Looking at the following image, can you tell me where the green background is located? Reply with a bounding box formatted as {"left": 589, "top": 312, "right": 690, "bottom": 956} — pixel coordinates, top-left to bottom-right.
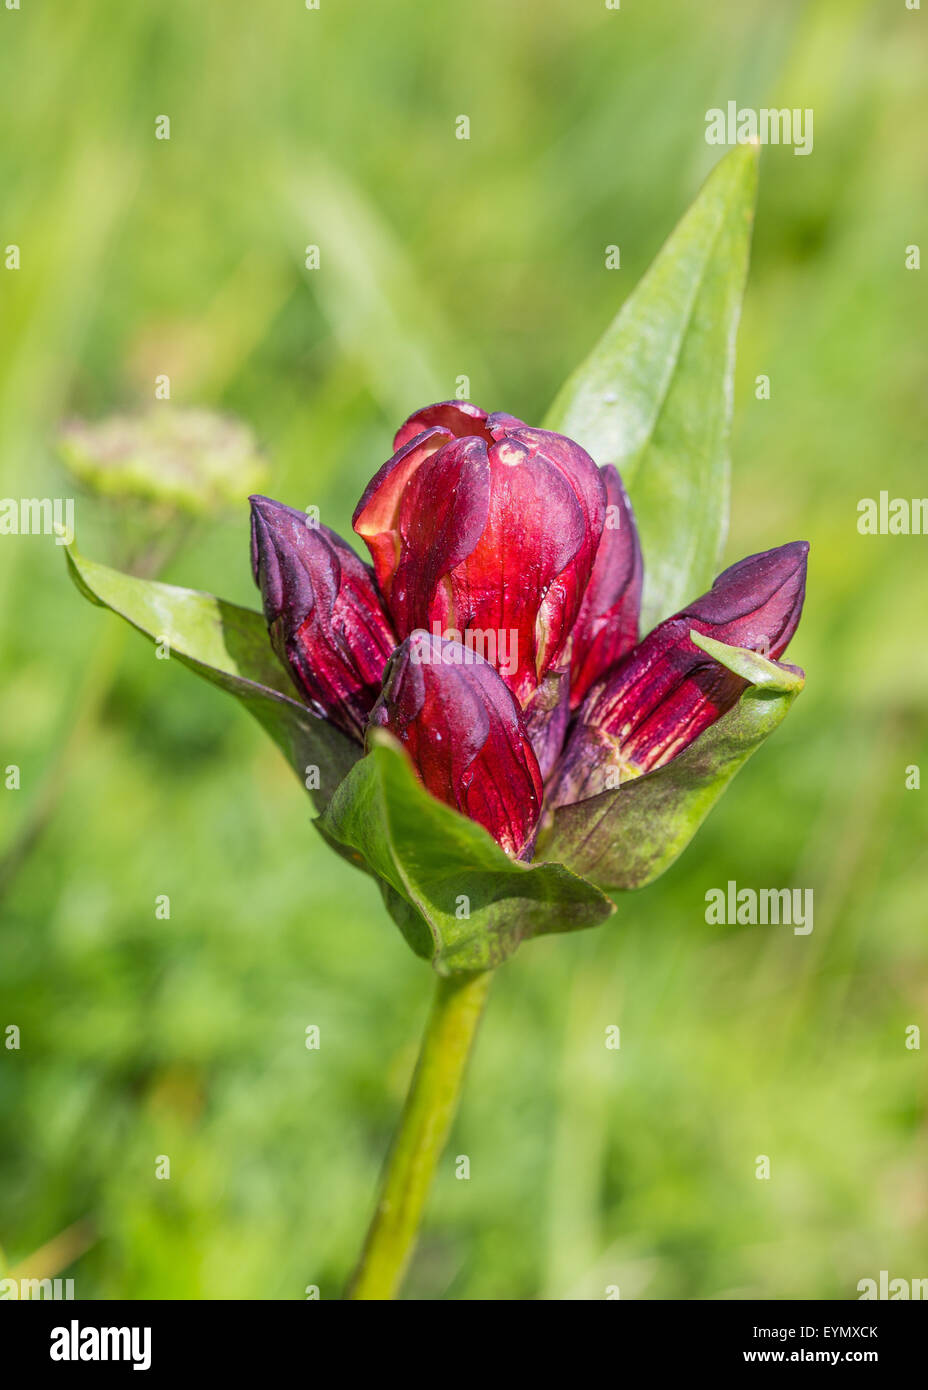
{"left": 1, "top": 0, "right": 926, "bottom": 1299}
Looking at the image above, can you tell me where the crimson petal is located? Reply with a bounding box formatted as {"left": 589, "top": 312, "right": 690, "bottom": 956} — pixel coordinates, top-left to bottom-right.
{"left": 392, "top": 400, "right": 492, "bottom": 451}
{"left": 369, "top": 630, "right": 544, "bottom": 858}
{"left": 352, "top": 427, "right": 453, "bottom": 599}
{"left": 550, "top": 541, "right": 808, "bottom": 803}
{"left": 354, "top": 404, "right": 606, "bottom": 709}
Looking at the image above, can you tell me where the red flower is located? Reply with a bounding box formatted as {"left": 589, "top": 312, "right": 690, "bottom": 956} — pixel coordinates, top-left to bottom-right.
{"left": 250, "top": 404, "right": 808, "bottom": 854}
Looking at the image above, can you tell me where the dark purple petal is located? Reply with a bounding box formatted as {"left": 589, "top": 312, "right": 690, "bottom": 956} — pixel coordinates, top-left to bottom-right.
{"left": 250, "top": 495, "right": 396, "bottom": 740}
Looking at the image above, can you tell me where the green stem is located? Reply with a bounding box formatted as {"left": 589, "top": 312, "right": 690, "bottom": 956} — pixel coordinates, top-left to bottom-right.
{"left": 346, "top": 968, "right": 492, "bottom": 1300}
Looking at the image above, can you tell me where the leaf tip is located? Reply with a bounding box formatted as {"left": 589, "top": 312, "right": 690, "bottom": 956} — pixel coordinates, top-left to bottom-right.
{"left": 690, "top": 629, "right": 805, "bottom": 694}
{"left": 62, "top": 534, "right": 105, "bottom": 608}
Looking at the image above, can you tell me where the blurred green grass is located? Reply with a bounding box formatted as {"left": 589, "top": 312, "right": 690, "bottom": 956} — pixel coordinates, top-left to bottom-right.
{"left": 1, "top": 0, "right": 926, "bottom": 1299}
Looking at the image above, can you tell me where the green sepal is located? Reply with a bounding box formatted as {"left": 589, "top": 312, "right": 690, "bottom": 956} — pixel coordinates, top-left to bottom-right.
{"left": 316, "top": 730, "right": 616, "bottom": 975}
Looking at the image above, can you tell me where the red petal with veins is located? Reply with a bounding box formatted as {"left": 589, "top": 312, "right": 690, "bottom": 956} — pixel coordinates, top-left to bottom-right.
{"left": 550, "top": 542, "right": 808, "bottom": 803}
{"left": 352, "top": 427, "right": 452, "bottom": 598}
{"left": 583, "top": 540, "right": 808, "bottom": 770}
{"left": 383, "top": 435, "right": 491, "bottom": 638}
{"left": 369, "top": 630, "right": 544, "bottom": 858}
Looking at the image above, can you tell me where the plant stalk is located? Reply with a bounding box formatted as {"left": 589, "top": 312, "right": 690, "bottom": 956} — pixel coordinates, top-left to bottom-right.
{"left": 346, "top": 968, "right": 492, "bottom": 1299}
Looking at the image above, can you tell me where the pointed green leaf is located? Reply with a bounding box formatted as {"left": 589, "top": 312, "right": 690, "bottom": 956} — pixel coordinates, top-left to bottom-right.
{"left": 536, "top": 637, "right": 804, "bottom": 890}
{"left": 65, "top": 539, "right": 359, "bottom": 806}
{"left": 544, "top": 145, "right": 759, "bottom": 631}
{"left": 316, "top": 730, "right": 615, "bottom": 975}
